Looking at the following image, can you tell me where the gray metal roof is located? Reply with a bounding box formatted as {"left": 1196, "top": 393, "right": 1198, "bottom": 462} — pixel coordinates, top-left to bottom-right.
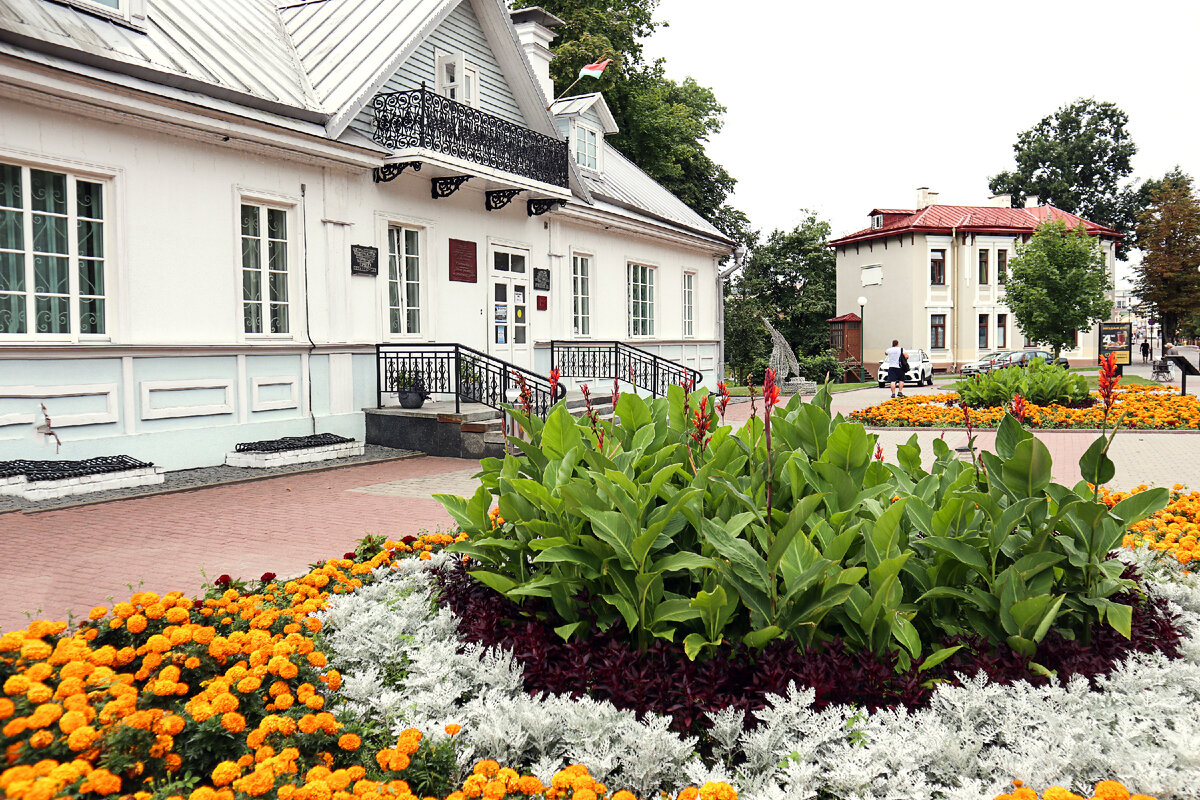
{"left": 582, "top": 147, "right": 729, "bottom": 242}
{"left": 0, "top": 0, "right": 317, "bottom": 112}
{"left": 278, "top": 0, "right": 449, "bottom": 124}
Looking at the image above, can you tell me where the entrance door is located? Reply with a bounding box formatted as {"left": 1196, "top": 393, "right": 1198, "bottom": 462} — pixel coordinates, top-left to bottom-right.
{"left": 489, "top": 248, "right": 530, "bottom": 368}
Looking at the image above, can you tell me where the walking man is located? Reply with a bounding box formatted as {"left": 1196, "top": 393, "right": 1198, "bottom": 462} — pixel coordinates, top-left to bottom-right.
{"left": 884, "top": 339, "right": 906, "bottom": 399}
{"left": 1141, "top": 340, "right": 1150, "bottom": 363}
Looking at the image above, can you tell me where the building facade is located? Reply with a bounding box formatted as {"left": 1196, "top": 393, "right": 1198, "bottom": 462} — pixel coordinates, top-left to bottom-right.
{"left": 0, "top": 0, "right": 731, "bottom": 469}
{"left": 831, "top": 189, "right": 1119, "bottom": 373}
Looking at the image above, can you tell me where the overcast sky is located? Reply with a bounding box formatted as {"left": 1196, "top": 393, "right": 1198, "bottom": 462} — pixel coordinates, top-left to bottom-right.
{"left": 644, "top": 0, "right": 1200, "bottom": 284}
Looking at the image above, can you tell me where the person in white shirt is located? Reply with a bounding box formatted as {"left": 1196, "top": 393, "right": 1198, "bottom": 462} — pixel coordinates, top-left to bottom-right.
{"left": 884, "top": 339, "right": 906, "bottom": 398}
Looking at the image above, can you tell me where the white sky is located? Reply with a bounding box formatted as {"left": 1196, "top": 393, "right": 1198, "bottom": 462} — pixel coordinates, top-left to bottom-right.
{"left": 645, "top": 0, "right": 1200, "bottom": 284}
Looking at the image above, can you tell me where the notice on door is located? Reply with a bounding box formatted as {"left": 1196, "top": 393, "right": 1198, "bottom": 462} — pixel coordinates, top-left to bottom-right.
{"left": 449, "top": 239, "right": 477, "bottom": 283}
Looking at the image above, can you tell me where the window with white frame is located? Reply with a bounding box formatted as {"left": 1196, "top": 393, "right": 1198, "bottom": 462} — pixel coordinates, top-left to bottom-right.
{"left": 574, "top": 123, "right": 599, "bottom": 170}
{"left": 627, "top": 262, "right": 655, "bottom": 336}
{"left": 435, "top": 52, "right": 478, "bottom": 108}
{"left": 682, "top": 271, "right": 695, "bottom": 337}
{"left": 0, "top": 161, "right": 107, "bottom": 337}
{"left": 387, "top": 226, "right": 421, "bottom": 335}
{"left": 572, "top": 253, "right": 590, "bottom": 336}
{"left": 241, "top": 203, "right": 289, "bottom": 334}
{"left": 50, "top": 0, "right": 147, "bottom": 27}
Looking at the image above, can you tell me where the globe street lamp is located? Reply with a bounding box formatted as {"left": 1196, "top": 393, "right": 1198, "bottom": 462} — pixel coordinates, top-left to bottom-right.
{"left": 857, "top": 295, "right": 868, "bottom": 382}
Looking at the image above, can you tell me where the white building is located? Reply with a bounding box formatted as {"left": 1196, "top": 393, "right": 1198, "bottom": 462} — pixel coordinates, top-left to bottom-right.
{"left": 831, "top": 189, "right": 1119, "bottom": 372}
{"left": 0, "top": 0, "right": 732, "bottom": 468}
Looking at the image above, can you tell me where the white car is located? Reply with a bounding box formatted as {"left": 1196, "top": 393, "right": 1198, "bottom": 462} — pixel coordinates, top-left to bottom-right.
{"left": 877, "top": 348, "right": 934, "bottom": 387}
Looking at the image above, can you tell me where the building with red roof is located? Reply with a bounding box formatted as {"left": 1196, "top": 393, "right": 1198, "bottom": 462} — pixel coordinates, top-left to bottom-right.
{"left": 830, "top": 188, "right": 1119, "bottom": 373}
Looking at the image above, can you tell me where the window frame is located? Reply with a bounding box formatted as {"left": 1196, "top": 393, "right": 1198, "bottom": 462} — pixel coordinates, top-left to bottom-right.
{"left": 572, "top": 120, "right": 602, "bottom": 172}
{"left": 386, "top": 224, "right": 424, "bottom": 337}
{"left": 997, "top": 314, "right": 1007, "bottom": 348}
{"left": 435, "top": 51, "right": 479, "bottom": 109}
{"left": 997, "top": 248, "right": 1008, "bottom": 284}
{"left": 682, "top": 270, "right": 696, "bottom": 338}
{"left": 0, "top": 159, "right": 113, "bottom": 342}
{"left": 930, "top": 314, "right": 946, "bottom": 349}
{"left": 627, "top": 262, "right": 656, "bottom": 338}
{"left": 571, "top": 252, "right": 591, "bottom": 337}
{"left": 978, "top": 249, "right": 989, "bottom": 284}
{"left": 930, "top": 249, "right": 946, "bottom": 285}
{"left": 978, "top": 313, "right": 989, "bottom": 349}
{"left": 48, "top": 0, "right": 147, "bottom": 30}
{"left": 239, "top": 200, "right": 294, "bottom": 338}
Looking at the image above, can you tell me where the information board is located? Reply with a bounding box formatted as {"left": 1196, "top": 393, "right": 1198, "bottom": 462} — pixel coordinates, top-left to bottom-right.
{"left": 448, "top": 239, "right": 477, "bottom": 283}
{"left": 1099, "top": 321, "right": 1132, "bottom": 365}
{"left": 350, "top": 245, "right": 378, "bottom": 276}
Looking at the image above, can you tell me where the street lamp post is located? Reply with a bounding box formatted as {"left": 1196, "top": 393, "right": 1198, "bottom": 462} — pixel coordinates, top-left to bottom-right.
{"left": 857, "top": 295, "right": 868, "bottom": 382}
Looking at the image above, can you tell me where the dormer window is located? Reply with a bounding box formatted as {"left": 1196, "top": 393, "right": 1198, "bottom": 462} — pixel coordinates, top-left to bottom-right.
{"left": 435, "top": 52, "right": 478, "bottom": 109}
{"left": 49, "top": 0, "right": 146, "bottom": 29}
{"left": 871, "top": 214, "right": 884, "bottom": 229}
{"left": 574, "top": 123, "right": 599, "bottom": 171}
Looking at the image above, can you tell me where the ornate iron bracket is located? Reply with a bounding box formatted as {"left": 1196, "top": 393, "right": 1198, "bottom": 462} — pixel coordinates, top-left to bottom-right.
{"left": 527, "top": 199, "right": 565, "bottom": 217}
{"left": 485, "top": 189, "right": 523, "bottom": 211}
{"left": 373, "top": 162, "right": 421, "bottom": 183}
{"left": 431, "top": 176, "right": 471, "bottom": 199}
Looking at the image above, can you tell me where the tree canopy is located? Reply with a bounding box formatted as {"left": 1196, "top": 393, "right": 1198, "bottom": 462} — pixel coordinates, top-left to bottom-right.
{"left": 1005, "top": 220, "right": 1114, "bottom": 360}
{"left": 989, "top": 98, "right": 1141, "bottom": 258}
{"left": 513, "top": 0, "right": 750, "bottom": 244}
{"left": 1133, "top": 169, "right": 1200, "bottom": 345}
{"left": 724, "top": 212, "right": 838, "bottom": 379}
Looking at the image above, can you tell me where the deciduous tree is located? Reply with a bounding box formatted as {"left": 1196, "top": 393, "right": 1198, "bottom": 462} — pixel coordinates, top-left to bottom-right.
{"left": 1005, "top": 220, "right": 1113, "bottom": 360}
{"left": 989, "top": 98, "right": 1141, "bottom": 258}
{"left": 1134, "top": 169, "right": 1200, "bottom": 345}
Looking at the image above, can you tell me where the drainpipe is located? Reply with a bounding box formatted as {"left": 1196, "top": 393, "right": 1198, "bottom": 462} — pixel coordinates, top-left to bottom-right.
{"left": 950, "top": 223, "right": 961, "bottom": 371}
{"left": 716, "top": 245, "right": 747, "bottom": 382}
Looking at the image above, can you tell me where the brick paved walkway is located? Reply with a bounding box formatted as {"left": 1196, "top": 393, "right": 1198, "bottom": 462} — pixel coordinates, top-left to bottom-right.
{"left": 0, "top": 457, "right": 474, "bottom": 633}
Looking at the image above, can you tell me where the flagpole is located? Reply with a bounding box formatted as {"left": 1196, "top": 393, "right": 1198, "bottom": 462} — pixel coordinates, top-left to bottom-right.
{"left": 547, "top": 75, "right": 585, "bottom": 110}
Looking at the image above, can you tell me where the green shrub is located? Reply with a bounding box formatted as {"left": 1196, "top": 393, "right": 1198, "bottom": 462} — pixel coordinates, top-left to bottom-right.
{"left": 436, "top": 387, "right": 1164, "bottom": 669}
{"left": 954, "top": 359, "right": 1090, "bottom": 408}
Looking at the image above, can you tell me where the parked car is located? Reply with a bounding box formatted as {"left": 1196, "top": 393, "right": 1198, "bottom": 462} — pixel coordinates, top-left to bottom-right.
{"left": 961, "top": 351, "right": 1015, "bottom": 376}
{"left": 877, "top": 348, "right": 934, "bottom": 387}
{"left": 997, "top": 350, "right": 1070, "bottom": 369}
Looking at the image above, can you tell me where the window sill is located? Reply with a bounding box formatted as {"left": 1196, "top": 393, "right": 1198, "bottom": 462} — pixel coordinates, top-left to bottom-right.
{"left": 0, "top": 335, "right": 112, "bottom": 344}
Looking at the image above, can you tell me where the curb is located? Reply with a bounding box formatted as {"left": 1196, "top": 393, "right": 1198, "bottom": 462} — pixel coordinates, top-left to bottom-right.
{"left": 16, "top": 452, "right": 425, "bottom": 516}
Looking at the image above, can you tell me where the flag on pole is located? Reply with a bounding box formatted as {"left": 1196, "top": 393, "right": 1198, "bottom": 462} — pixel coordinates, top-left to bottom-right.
{"left": 578, "top": 59, "right": 612, "bottom": 80}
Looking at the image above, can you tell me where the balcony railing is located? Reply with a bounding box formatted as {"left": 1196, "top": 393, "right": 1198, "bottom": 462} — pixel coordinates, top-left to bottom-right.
{"left": 372, "top": 86, "right": 570, "bottom": 188}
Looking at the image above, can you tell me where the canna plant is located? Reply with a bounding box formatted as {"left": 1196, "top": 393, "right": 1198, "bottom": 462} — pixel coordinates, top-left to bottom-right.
{"left": 436, "top": 379, "right": 1167, "bottom": 672}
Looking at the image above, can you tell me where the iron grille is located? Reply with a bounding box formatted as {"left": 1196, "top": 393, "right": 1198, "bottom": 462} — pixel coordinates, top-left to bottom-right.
{"left": 550, "top": 341, "right": 703, "bottom": 397}
{"left": 0, "top": 455, "right": 153, "bottom": 482}
{"left": 376, "top": 343, "right": 566, "bottom": 417}
{"left": 372, "top": 86, "right": 570, "bottom": 189}
{"left": 235, "top": 434, "right": 355, "bottom": 453}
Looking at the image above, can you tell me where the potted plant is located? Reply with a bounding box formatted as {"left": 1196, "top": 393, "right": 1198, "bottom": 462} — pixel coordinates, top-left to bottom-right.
{"left": 396, "top": 369, "right": 432, "bottom": 409}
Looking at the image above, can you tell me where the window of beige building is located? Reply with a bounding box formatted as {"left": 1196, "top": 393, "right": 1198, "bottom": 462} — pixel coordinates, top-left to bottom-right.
{"left": 930, "top": 314, "right": 946, "bottom": 349}
{"left": 997, "top": 314, "right": 1007, "bottom": 348}
{"left": 978, "top": 313, "right": 989, "bottom": 348}
{"left": 998, "top": 249, "right": 1008, "bottom": 284}
{"left": 978, "top": 250, "right": 989, "bottom": 284}
{"left": 930, "top": 250, "right": 945, "bottom": 285}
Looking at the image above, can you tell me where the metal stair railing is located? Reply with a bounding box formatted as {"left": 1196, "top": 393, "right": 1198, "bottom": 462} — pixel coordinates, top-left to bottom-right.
{"left": 549, "top": 340, "right": 703, "bottom": 397}
{"left": 376, "top": 343, "right": 566, "bottom": 417}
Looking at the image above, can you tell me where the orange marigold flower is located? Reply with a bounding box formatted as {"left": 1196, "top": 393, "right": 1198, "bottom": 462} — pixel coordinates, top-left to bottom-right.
{"left": 445, "top": 724, "right": 462, "bottom": 736}
{"left": 337, "top": 733, "right": 361, "bottom": 751}
{"left": 212, "top": 761, "right": 241, "bottom": 787}
{"left": 220, "top": 712, "right": 246, "bottom": 733}
{"left": 89, "top": 606, "right": 108, "bottom": 620}
{"left": 1093, "top": 782, "right": 1132, "bottom": 800}
{"left": 67, "top": 725, "right": 99, "bottom": 751}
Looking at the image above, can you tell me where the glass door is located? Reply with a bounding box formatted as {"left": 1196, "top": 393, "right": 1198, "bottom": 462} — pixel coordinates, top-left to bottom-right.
{"left": 489, "top": 248, "right": 530, "bottom": 368}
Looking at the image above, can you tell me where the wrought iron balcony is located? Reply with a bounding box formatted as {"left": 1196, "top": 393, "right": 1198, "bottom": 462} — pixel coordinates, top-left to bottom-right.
{"left": 372, "top": 86, "right": 569, "bottom": 189}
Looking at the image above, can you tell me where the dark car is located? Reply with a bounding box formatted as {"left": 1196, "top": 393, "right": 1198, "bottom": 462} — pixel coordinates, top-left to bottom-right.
{"left": 998, "top": 350, "right": 1070, "bottom": 369}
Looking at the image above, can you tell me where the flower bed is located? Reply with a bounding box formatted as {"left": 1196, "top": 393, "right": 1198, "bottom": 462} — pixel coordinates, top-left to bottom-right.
{"left": 851, "top": 386, "right": 1200, "bottom": 429}
{"left": 1, "top": 535, "right": 1194, "bottom": 798}
{"left": 1107, "top": 485, "right": 1200, "bottom": 568}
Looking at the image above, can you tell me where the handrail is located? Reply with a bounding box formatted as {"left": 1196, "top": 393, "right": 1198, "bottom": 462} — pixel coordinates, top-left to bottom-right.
{"left": 376, "top": 343, "right": 566, "bottom": 417}
{"left": 372, "top": 86, "right": 570, "bottom": 188}
{"left": 549, "top": 340, "right": 703, "bottom": 397}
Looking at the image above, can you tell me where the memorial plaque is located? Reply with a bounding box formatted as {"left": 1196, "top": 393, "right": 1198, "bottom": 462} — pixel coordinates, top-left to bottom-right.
{"left": 350, "top": 245, "right": 378, "bottom": 276}
{"left": 536, "top": 296, "right": 547, "bottom": 311}
{"left": 449, "top": 239, "right": 477, "bottom": 283}
{"left": 1099, "top": 321, "right": 1132, "bottom": 366}
{"left": 533, "top": 267, "right": 550, "bottom": 292}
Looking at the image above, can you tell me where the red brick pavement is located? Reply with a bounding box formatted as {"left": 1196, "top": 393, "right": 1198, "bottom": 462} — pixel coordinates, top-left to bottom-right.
{"left": 0, "top": 456, "right": 474, "bottom": 633}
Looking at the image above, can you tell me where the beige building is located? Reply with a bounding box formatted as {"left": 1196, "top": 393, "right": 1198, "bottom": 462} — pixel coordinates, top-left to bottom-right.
{"left": 830, "top": 189, "right": 1120, "bottom": 373}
